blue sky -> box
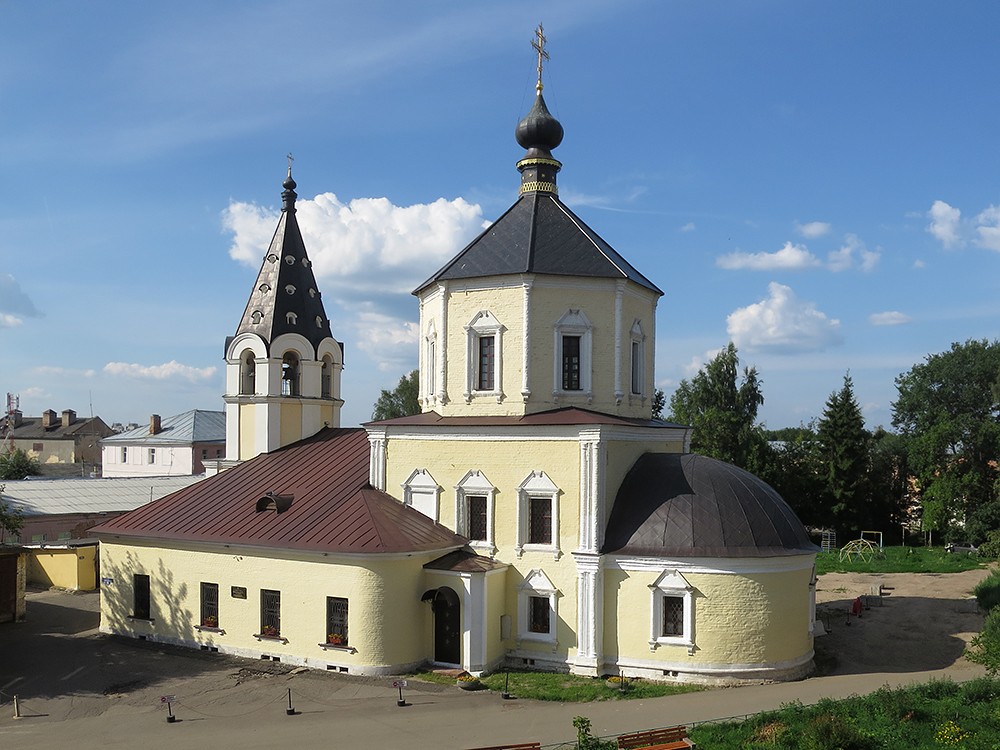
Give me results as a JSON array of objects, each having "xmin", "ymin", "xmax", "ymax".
[{"xmin": 3, "ymin": 1, "xmax": 1000, "ymax": 432}]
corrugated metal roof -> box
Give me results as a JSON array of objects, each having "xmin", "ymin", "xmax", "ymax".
[
  {"xmin": 102, "ymin": 410, "xmax": 226, "ymax": 445},
  {"xmin": 415, "ymin": 193, "xmax": 663, "ymax": 295},
  {"xmin": 602, "ymin": 453, "xmax": 818, "ymax": 558},
  {"xmin": 1, "ymin": 476, "xmax": 205, "ymax": 515},
  {"xmin": 92, "ymin": 428, "xmax": 467, "ymax": 555},
  {"xmin": 369, "ymin": 407, "xmax": 684, "ymax": 429}
]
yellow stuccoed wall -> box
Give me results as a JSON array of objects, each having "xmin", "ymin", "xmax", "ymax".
[
  {"xmin": 99, "ymin": 540, "xmax": 441, "ymax": 675},
  {"xmin": 238, "ymin": 403, "xmax": 256, "ymax": 460},
  {"xmin": 605, "ymin": 561, "xmax": 814, "ymax": 682},
  {"xmin": 279, "ymin": 401, "xmax": 303, "ymax": 447},
  {"xmin": 429, "ymin": 277, "xmax": 659, "ymax": 419},
  {"xmin": 28, "ymin": 546, "xmax": 98, "ymax": 591}
]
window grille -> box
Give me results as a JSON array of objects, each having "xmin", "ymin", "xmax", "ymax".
[
  {"xmin": 477, "ymin": 336, "xmax": 495, "ymax": 390},
  {"xmin": 133, "ymin": 574, "xmax": 151, "ymax": 620},
  {"xmin": 326, "ymin": 597, "xmax": 349, "ymax": 646},
  {"xmin": 528, "ymin": 496, "xmax": 552, "ymax": 545},
  {"xmin": 467, "ymin": 495, "xmax": 487, "ymax": 541},
  {"xmin": 261, "ymin": 589, "xmax": 281, "ymax": 636},
  {"xmin": 529, "ymin": 595, "xmax": 550, "ymax": 634},
  {"xmin": 662, "ymin": 595, "xmax": 684, "ymax": 637},
  {"xmin": 200, "ymin": 582, "xmax": 219, "ymax": 627},
  {"xmin": 561, "ymin": 335, "xmax": 581, "ymax": 390}
]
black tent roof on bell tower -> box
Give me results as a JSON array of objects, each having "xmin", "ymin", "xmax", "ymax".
[
  {"xmin": 231, "ymin": 167, "xmax": 336, "ymax": 357},
  {"xmin": 415, "ymin": 27, "xmax": 661, "ymax": 297}
]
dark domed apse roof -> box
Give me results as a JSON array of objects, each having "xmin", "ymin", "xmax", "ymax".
[
  {"xmin": 603, "ymin": 453, "xmax": 819, "ymax": 558},
  {"xmin": 233, "ymin": 168, "xmax": 334, "ymax": 355},
  {"xmin": 414, "ymin": 26, "xmax": 661, "ymax": 297}
]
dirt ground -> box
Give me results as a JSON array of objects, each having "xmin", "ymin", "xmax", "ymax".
[{"xmin": 813, "ymin": 568, "xmax": 990, "ymax": 678}]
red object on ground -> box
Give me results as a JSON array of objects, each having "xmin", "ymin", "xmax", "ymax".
[{"xmin": 852, "ymin": 597, "xmax": 863, "ymax": 616}]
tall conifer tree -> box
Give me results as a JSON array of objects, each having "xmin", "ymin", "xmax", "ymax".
[{"xmin": 817, "ymin": 373, "xmax": 870, "ymax": 535}]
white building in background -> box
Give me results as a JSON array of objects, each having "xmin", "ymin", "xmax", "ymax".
[{"xmin": 101, "ymin": 410, "xmax": 226, "ymax": 478}]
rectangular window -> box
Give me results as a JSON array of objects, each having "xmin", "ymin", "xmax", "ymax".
[
  {"xmin": 326, "ymin": 597, "xmax": 349, "ymax": 646},
  {"xmin": 631, "ymin": 340, "xmax": 641, "ymax": 395},
  {"xmin": 467, "ymin": 495, "xmax": 488, "ymax": 541},
  {"xmin": 122, "ymin": 446, "xmax": 128, "ymax": 463},
  {"xmin": 202, "ymin": 449, "xmax": 208, "ymax": 460},
  {"xmin": 529, "ymin": 595, "xmax": 550, "ymax": 634},
  {"xmin": 477, "ymin": 335, "xmax": 495, "ymax": 390},
  {"xmin": 133, "ymin": 574, "xmax": 151, "ymax": 620},
  {"xmin": 200, "ymin": 582, "xmax": 219, "ymax": 627},
  {"xmin": 561, "ymin": 335, "xmax": 581, "ymax": 391},
  {"xmin": 528, "ymin": 496, "xmax": 552, "ymax": 545},
  {"xmin": 662, "ymin": 596, "xmax": 684, "ymax": 637},
  {"xmin": 261, "ymin": 589, "xmax": 281, "ymax": 637},
  {"xmin": 148, "ymin": 448, "xmax": 156, "ymax": 464},
  {"xmin": 32, "ymin": 442, "xmax": 43, "ymax": 452}
]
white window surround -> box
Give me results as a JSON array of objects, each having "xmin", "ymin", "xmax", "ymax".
[
  {"xmin": 649, "ymin": 569, "xmax": 695, "ymax": 652},
  {"xmin": 518, "ymin": 569, "xmax": 559, "ymax": 643},
  {"xmin": 464, "ymin": 311, "xmax": 504, "ymax": 403},
  {"xmin": 401, "ymin": 469, "xmax": 441, "ymax": 522},
  {"xmin": 629, "ymin": 319, "xmax": 645, "ymax": 398},
  {"xmin": 455, "ymin": 470, "xmax": 497, "ymax": 552},
  {"xmin": 515, "ymin": 471, "xmax": 561, "ymax": 559},
  {"xmin": 553, "ymin": 309, "xmax": 593, "ymax": 401}
]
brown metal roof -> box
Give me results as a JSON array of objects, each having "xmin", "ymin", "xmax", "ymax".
[
  {"xmin": 603, "ymin": 453, "xmax": 818, "ymax": 558},
  {"xmin": 368, "ymin": 407, "xmax": 684, "ymax": 429},
  {"xmin": 423, "ymin": 549, "xmax": 508, "ymax": 573},
  {"xmin": 92, "ymin": 428, "xmax": 466, "ymax": 555}
]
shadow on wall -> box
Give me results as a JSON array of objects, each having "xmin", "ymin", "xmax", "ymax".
[{"xmin": 100, "ymin": 550, "xmax": 192, "ymax": 638}]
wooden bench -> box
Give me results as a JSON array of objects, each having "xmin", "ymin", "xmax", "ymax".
[
  {"xmin": 464, "ymin": 743, "xmax": 541, "ymax": 750},
  {"xmin": 617, "ymin": 725, "xmax": 695, "ymax": 750}
]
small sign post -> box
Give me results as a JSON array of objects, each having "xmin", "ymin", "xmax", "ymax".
[
  {"xmin": 392, "ymin": 679, "xmax": 407, "ymax": 707},
  {"xmin": 160, "ymin": 695, "xmax": 177, "ymax": 723}
]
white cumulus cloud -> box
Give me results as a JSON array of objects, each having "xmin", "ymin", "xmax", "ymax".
[
  {"xmin": 0, "ymin": 314, "xmax": 22, "ymax": 328},
  {"xmin": 726, "ymin": 282, "xmax": 842, "ymax": 353},
  {"xmin": 224, "ymin": 193, "xmax": 488, "ymax": 296},
  {"xmin": 927, "ymin": 200, "xmax": 963, "ymax": 249},
  {"xmin": 716, "ymin": 242, "xmax": 821, "ymax": 271},
  {"xmin": 679, "ymin": 222, "xmax": 696, "ymax": 233},
  {"xmin": 795, "ymin": 221, "xmax": 831, "ymax": 238},
  {"xmin": 974, "ymin": 205, "xmax": 1000, "ymax": 252},
  {"xmin": 350, "ymin": 310, "xmax": 420, "ymax": 372},
  {"xmin": 103, "ymin": 361, "xmax": 217, "ymax": 382},
  {"xmin": 827, "ymin": 234, "xmax": 879, "ymax": 272},
  {"xmin": 869, "ymin": 311, "xmax": 911, "ymax": 326}
]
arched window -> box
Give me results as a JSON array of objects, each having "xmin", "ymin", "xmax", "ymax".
[
  {"xmin": 240, "ymin": 350, "xmax": 256, "ymax": 395},
  {"xmin": 321, "ymin": 355, "xmax": 333, "ymax": 398},
  {"xmin": 281, "ymin": 352, "xmax": 300, "ymax": 396}
]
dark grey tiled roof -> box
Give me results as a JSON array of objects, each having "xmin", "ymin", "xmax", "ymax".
[
  {"xmin": 232, "ymin": 179, "xmax": 334, "ymax": 355},
  {"xmin": 603, "ymin": 453, "xmax": 818, "ymax": 558},
  {"xmin": 415, "ymin": 193, "xmax": 662, "ymax": 295}
]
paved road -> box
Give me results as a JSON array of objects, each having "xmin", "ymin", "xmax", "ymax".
[{"xmin": 0, "ymin": 589, "xmax": 987, "ymax": 750}]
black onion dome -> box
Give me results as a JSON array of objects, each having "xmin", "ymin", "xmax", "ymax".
[
  {"xmin": 515, "ymin": 91, "xmax": 564, "ymax": 154},
  {"xmin": 603, "ymin": 453, "xmax": 819, "ymax": 558}
]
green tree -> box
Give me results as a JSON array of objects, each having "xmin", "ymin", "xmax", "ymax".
[
  {"xmin": 651, "ymin": 388, "xmax": 665, "ymax": 420},
  {"xmin": 0, "ymin": 485, "xmax": 24, "ymax": 538},
  {"xmin": 762, "ymin": 422, "xmax": 825, "ymax": 528},
  {"xmin": 371, "ymin": 370, "xmax": 420, "ymax": 421},
  {"xmin": 892, "ymin": 339, "xmax": 1000, "ymax": 542},
  {"xmin": 817, "ymin": 374, "xmax": 871, "ymax": 535},
  {"xmin": 668, "ymin": 343, "xmax": 768, "ymax": 471},
  {"xmin": 0, "ymin": 448, "xmax": 40, "ymax": 481}
]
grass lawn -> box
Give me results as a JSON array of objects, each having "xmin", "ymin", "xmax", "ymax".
[
  {"xmin": 410, "ymin": 669, "xmax": 702, "ymax": 701},
  {"xmin": 689, "ymin": 678, "xmax": 1000, "ymax": 749},
  {"xmin": 814, "ymin": 545, "xmax": 984, "ymax": 575}
]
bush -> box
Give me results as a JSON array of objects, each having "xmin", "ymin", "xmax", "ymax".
[
  {"xmin": 0, "ymin": 448, "xmax": 40, "ymax": 481},
  {"xmin": 974, "ymin": 572, "xmax": 1000, "ymax": 612},
  {"xmin": 977, "ymin": 530, "xmax": 1000, "ymax": 560},
  {"xmin": 960, "ymin": 676, "xmax": 1000, "ymax": 704},
  {"xmin": 966, "ymin": 608, "xmax": 1000, "ymax": 675}
]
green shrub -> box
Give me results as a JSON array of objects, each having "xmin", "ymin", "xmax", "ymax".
[
  {"xmin": 977, "ymin": 530, "xmax": 1000, "ymax": 560},
  {"xmin": 967, "ymin": 608, "xmax": 1000, "ymax": 675},
  {"xmin": 960, "ymin": 676, "xmax": 1000, "ymax": 703},
  {"xmin": 974, "ymin": 572, "xmax": 1000, "ymax": 612}
]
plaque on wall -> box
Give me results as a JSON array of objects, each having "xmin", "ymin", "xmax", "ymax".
[{"xmin": 231, "ymin": 586, "xmax": 247, "ymax": 599}]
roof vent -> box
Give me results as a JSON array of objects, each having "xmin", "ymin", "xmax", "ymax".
[{"xmin": 256, "ymin": 492, "xmax": 293, "ymax": 514}]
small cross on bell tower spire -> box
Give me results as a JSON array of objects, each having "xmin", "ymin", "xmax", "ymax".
[{"xmin": 532, "ymin": 23, "xmax": 549, "ymax": 93}]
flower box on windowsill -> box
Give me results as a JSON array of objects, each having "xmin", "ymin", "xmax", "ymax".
[
  {"xmin": 254, "ymin": 632, "xmax": 288, "ymax": 644},
  {"xmin": 195, "ymin": 625, "xmax": 226, "ymax": 634},
  {"xmin": 317, "ymin": 642, "xmax": 356, "ymax": 653}
]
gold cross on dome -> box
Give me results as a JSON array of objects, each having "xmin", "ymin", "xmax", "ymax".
[{"xmin": 532, "ymin": 23, "xmax": 549, "ymax": 92}]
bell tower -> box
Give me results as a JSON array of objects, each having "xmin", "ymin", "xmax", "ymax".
[{"xmin": 223, "ymin": 164, "xmax": 344, "ymax": 461}]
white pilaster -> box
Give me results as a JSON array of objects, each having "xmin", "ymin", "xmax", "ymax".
[
  {"xmin": 614, "ymin": 281, "xmax": 625, "ymax": 405},
  {"xmin": 572, "ymin": 552, "xmax": 603, "ymax": 675},
  {"xmin": 521, "ymin": 277, "xmax": 533, "ymax": 401},
  {"xmin": 367, "ymin": 428, "xmax": 387, "ymax": 490}
]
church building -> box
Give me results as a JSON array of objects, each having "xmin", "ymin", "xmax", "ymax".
[{"xmin": 94, "ymin": 33, "xmax": 818, "ymax": 685}]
